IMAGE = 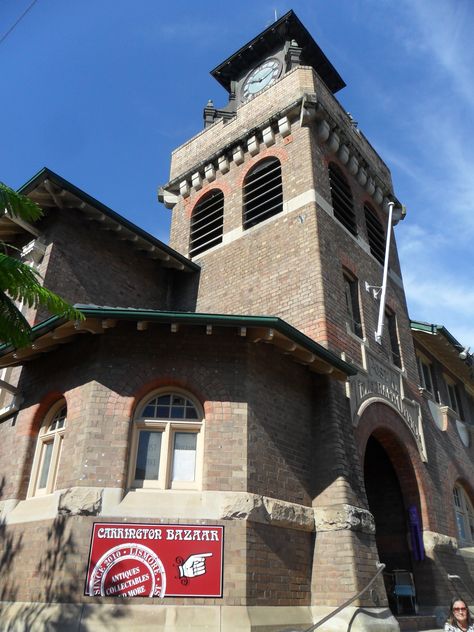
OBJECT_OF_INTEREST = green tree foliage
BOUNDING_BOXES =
[0,182,83,348]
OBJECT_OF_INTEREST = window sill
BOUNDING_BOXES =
[4,487,119,525]
[418,387,438,401]
[5,491,61,525]
[345,323,365,344]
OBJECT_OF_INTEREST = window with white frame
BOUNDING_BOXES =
[444,375,464,419]
[416,354,439,401]
[129,392,204,490]
[453,484,474,546]
[28,400,67,497]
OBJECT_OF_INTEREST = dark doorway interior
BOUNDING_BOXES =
[364,436,412,573]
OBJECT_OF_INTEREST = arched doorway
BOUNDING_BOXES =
[363,428,424,615]
[364,435,412,572]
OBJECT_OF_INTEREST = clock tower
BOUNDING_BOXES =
[201,11,345,126]
[160,9,417,631]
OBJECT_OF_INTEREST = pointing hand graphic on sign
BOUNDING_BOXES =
[178,553,212,578]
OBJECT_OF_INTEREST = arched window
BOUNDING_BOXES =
[130,391,204,490]
[243,157,283,229]
[189,189,224,257]
[453,484,474,546]
[364,203,385,265]
[28,400,67,497]
[328,163,357,235]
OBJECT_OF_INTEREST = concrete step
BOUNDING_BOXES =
[396,615,439,631]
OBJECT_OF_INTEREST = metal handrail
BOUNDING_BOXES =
[281,562,386,632]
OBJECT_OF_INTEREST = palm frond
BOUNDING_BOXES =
[0,253,43,298]
[0,184,83,348]
[0,182,43,223]
[0,291,33,347]
[0,253,84,347]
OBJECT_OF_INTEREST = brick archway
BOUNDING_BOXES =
[356,401,429,611]
[355,401,427,520]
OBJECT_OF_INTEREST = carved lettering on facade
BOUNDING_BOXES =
[350,348,427,461]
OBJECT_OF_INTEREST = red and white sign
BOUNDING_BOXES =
[84,523,224,598]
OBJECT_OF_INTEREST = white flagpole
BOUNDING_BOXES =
[375,202,395,344]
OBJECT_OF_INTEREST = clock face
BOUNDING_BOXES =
[242,58,281,100]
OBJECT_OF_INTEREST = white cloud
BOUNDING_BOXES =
[401,0,474,106]
[398,225,474,347]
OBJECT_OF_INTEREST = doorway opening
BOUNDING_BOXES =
[364,435,418,614]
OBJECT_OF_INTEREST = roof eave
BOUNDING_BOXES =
[0,307,357,380]
[18,168,199,273]
[210,10,345,95]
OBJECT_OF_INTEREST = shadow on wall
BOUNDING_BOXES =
[0,477,24,605]
[413,538,474,617]
[0,477,126,631]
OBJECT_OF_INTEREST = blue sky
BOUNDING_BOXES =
[2,0,473,348]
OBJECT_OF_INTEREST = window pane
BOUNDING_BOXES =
[456,511,467,541]
[171,433,197,482]
[142,404,156,417]
[186,406,198,419]
[38,442,54,489]
[49,405,67,431]
[454,487,461,507]
[141,394,198,420]
[448,383,458,412]
[170,406,185,419]
[385,311,401,368]
[135,431,161,481]
[344,275,362,338]
[421,363,433,393]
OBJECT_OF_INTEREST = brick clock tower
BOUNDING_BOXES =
[159,9,426,632]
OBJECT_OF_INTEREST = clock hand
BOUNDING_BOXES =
[254,69,274,84]
[259,69,274,82]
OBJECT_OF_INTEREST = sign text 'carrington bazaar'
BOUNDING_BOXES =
[85,523,224,598]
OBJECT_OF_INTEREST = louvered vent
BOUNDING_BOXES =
[189,189,224,257]
[328,163,357,235]
[364,203,385,265]
[243,158,283,229]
